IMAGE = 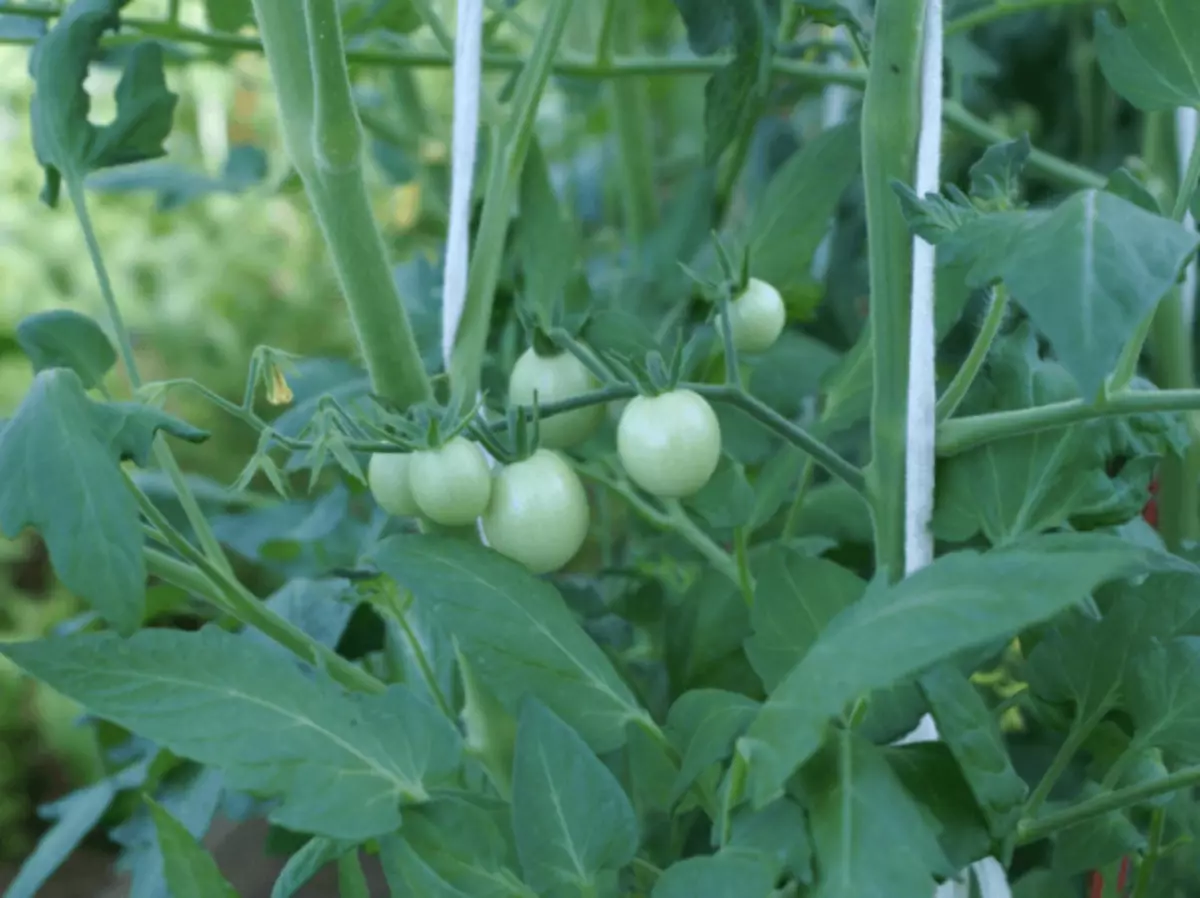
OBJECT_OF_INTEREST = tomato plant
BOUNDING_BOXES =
[0,1,1200,897]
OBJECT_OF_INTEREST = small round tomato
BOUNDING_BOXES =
[719,278,786,354]
[409,436,492,526]
[367,452,420,517]
[508,347,605,449]
[482,449,590,573]
[617,389,721,498]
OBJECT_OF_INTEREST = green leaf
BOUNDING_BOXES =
[16,309,117,389]
[379,835,472,898]
[740,120,861,298]
[1095,1,1200,110]
[1051,783,1146,875]
[270,837,358,898]
[934,191,1198,397]
[744,546,865,691]
[0,368,207,634]
[204,0,254,32]
[666,689,760,804]
[30,0,178,206]
[370,534,653,752]
[147,799,240,898]
[651,852,776,898]
[510,700,638,895]
[1127,636,1200,763]
[398,796,529,897]
[665,568,757,695]
[742,534,1167,804]
[245,578,356,655]
[884,742,992,872]
[726,798,813,883]
[0,626,461,839]
[968,135,1031,208]
[517,139,583,321]
[800,734,948,898]
[917,666,1027,837]
[685,456,755,530]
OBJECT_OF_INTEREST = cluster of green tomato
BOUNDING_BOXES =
[367,279,786,574]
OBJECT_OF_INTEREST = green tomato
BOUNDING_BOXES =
[410,436,493,526]
[508,347,605,449]
[719,277,786,354]
[481,449,590,573]
[367,452,420,517]
[617,390,722,498]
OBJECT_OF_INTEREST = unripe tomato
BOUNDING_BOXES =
[481,449,590,573]
[409,436,492,526]
[508,347,605,449]
[718,278,786,354]
[617,390,722,498]
[367,452,420,517]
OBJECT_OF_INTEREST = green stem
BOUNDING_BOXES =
[1131,808,1167,898]
[381,589,455,721]
[780,456,817,540]
[937,387,1200,455]
[448,0,577,399]
[336,851,371,898]
[134,481,387,695]
[1173,111,1200,222]
[689,385,867,494]
[604,0,658,244]
[1017,763,1200,844]
[944,0,1093,36]
[68,177,233,575]
[733,526,755,607]
[860,0,925,581]
[1023,710,1107,821]
[936,285,1009,422]
[295,0,431,408]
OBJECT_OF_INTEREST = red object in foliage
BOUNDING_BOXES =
[1089,856,1131,898]
[1143,475,1160,529]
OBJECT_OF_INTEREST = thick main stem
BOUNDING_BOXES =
[862,0,925,581]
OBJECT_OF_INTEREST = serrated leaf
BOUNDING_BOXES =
[0,368,207,633]
[666,689,759,804]
[270,837,358,898]
[968,135,1031,207]
[0,626,461,839]
[744,546,865,690]
[15,309,117,388]
[1095,2,1200,110]
[917,666,1027,837]
[29,0,178,206]
[147,799,240,898]
[652,852,776,898]
[742,534,1170,804]
[510,700,638,894]
[800,734,948,898]
[370,534,653,753]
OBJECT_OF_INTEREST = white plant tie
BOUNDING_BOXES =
[1177,107,1198,332]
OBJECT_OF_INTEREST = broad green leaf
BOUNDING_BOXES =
[884,742,992,872]
[665,689,759,803]
[3,759,148,898]
[379,835,472,898]
[30,0,177,205]
[510,701,638,894]
[147,799,240,898]
[685,456,755,530]
[727,798,812,883]
[744,546,865,690]
[399,796,530,898]
[917,666,1027,837]
[1095,1,1200,109]
[0,626,461,839]
[1127,636,1200,763]
[517,139,583,320]
[741,120,861,296]
[800,734,948,898]
[742,535,1166,804]
[204,0,254,32]
[651,852,776,898]
[16,309,117,389]
[371,534,653,752]
[0,369,207,634]
[665,568,758,696]
[270,837,358,898]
